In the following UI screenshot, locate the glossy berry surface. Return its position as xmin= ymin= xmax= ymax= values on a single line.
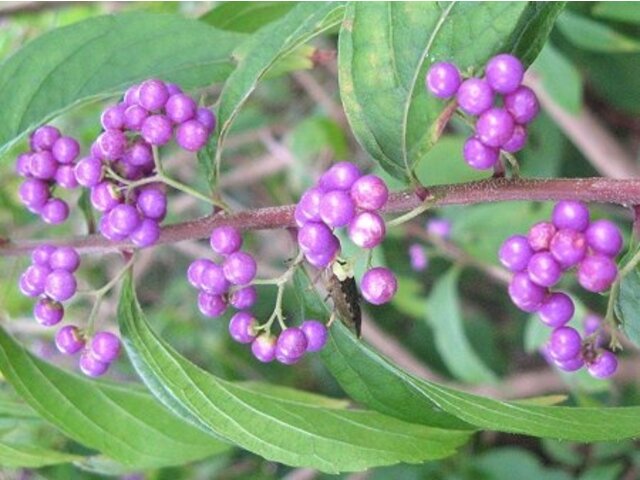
xmin=197 ymin=292 xmax=227 ymax=317
xmin=108 ymin=204 xmax=141 ymax=236
xmin=319 ymin=190 xmax=355 ymax=228
xmin=79 ymin=350 xmax=109 ymax=377
xmin=165 ymin=93 xmax=197 ymax=123
xmin=348 ymin=211 xmax=386 ymax=249
xmin=34 ymin=298 xmax=64 ymax=327
xmin=552 ymin=201 xmax=590 ymax=232
xmin=74 ymin=157 xmax=103 ymax=187
xmin=538 ymin=292 xmax=574 ymax=328
xmin=41 ymin=199 xmax=70 ymax=224
xmin=251 ymin=334 xmax=277 ymax=363
xmin=90 ymin=331 xmax=121 ymax=363
xmin=300 ymin=320 xmax=328 ymax=352
xmin=55 ymin=325 xmax=85 ymax=355
xmin=456 ymin=78 xmax=494 ymax=115
xmin=463 ymin=137 xmax=499 ymax=170
xmin=130 ymin=219 xmax=161 ymax=248
xmin=502 ymin=125 xmax=527 ymax=153
xmin=200 ymin=262 xmax=230 ymax=295
xmin=527 ymin=222 xmax=556 ymax=252
xmin=210 ymin=226 xmax=243 ymax=255
xmin=577 ymin=254 xmax=618 ymax=293
xmin=548 ymin=326 xmax=582 ymax=361
xmin=361 ymin=267 xmax=398 ymax=305
xmin=44 ymin=269 xmax=77 ymax=302
xmin=485 ymin=53 xmax=524 ymax=94
xmin=275 ymin=328 xmax=308 ymax=364
xmin=585 ymin=219 xmax=623 ymax=257
xmin=229 ymin=312 xmax=258 ymax=344
xmin=475 ymin=107 xmax=515 ymax=148
xmin=229 ymin=286 xmax=257 ymax=309
xmin=49 ymin=247 xmax=80 ymax=272
xmin=298 ymin=222 xmax=335 ymax=253
xmin=499 ymin=235 xmax=533 ymax=272
xmin=426 ymin=62 xmax=461 ymax=98
xmin=350 ymin=174 xmax=389 ymax=211
xmin=587 ymin=350 xmax=618 ymax=379
xmin=141 ymin=115 xmax=173 ymax=146
xmin=319 ymin=162 xmax=361 ymax=191
xmin=504 ymin=86 xmax=539 ymax=124
xmin=176 ymin=120 xmax=208 ymax=151
xmin=138 ymin=79 xmax=169 ymax=111
xmin=409 ymin=244 xmax=429 ymax=271
xmin=527 ymin=252 xmax=562 ymax=287
xmin=549 ymin=229 xmax=587 ymax=268
xmin=222 ymin=252 xmax=257 ymax=285
xmin=508 ymin=272 xmax=546 ymax=313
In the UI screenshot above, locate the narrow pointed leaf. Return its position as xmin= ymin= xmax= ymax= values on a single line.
xmin=0 ymin=441 xmax=81 ymax=468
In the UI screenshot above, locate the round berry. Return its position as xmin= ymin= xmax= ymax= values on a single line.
xmin=275 ymin=327 xmax=308 ymax=364
xmin=198 ymin=292 xmax=227 ymax=317
xmin=549 ymin=229 xmax=587 ymax=268
xmin=55 ymin=164 xmax=79 ymax=189
xmin=426 ymin=218 xmax=452 ymax=239
xmin=319 ymin=162 xmax=361 ymax=191
xmin=16 ymin=153 xmax=32 ymax=177
xmin=295 ymin=187 xmax=325 ymax=226
xmin=350 ymin=174 xmax=389 ymax=211
xmin=32 ymin=244 xmax=56 ymax=266
xmin=499 ymin=235 xmax=533 ymax=272
xmin=583 ymin=314 xmax=602 ymax=336
xmin=528 ymin=222 xmax=556 ymax=252
xmin=141 ymin=115 xmax=173 ymax=146
xmin=463 ymin=137 xmax=499 ymax=170
xmin=485 ymin=53 xmax=524 ymax=95
xmin=552 ymin=201 xmax=590 ymax=232
xmin=52 ymin=136 xmax=80 ymax=165
xmin=507 ymin=272 xmax=547 ymax=312
xmin=123 ymin=140 xmax=153 ymax=168
xmin=538 ymin=292 xmax=574 ymax=328
xmin=176 ymin=120 xmax=209 ymax=151
xmin=124 ymin=105 xmax=148 ymax=131
xmin=426 ymin=62 xmax=461 ymax=98
xmin=229 ymin=312 xmax=258 ymax=344
xmin=19 ymin=178 xmax=50 ymax=210
xmin=123 ymin=84 xmax=141 ymax=106
xmin=90 ymin=331 xmax=121 ymax=363
xmin=136 ymin=187 xmax=167 ymax=221
xmin=166 ymin=83 xmax=182 ymax=96
xmin=475 ymin=107 xmax=515 ymax=148
xmin=165 ymin=93 xmax=197 ymax=123
xmin=298 ymin=222 xmax=335 ymax=253
xmin=30 ymin=125 xmax=60 ymax=151
xmin=22 ymin=264 xmax=51 ymax=294
xmin=409 ymin=243 xmax=429 ymax=271
xmin=34 ymin=298 xmax=65 ymax=327
xmin=187 ymin=259 xmax=211 ymax=289
xmin=585 ymin=219 xmax=623 ymax=257
xmin=229 ymin=286 xmax=258 ymax=310
xmin=200 ymin=262 xmax=230 ymax=295
xmin=577 ymin=254 xmax=618 ymax=293
xmin=502 ymin=124 xmax=528 ymax=153
xmin=79 ymin=350 xmax=110 ymax=377
xmin=41 ymin=198 xmax=70 ymax=225
xmin=44 ymin=269 xmax=77 ymax=302
xmin=49 ymin=247 xmax=80 ymax=272
xmin=304 ymin=236 xmax=340 ymax=268
xmin=300 ymin=320 xmax=328 ymax=352
xmin=101 ymin=103 xmax=126 ymax=130
xmin=319 ymin=190 xmax=356 ymax=228
xmin=108 ymin=204 xmax=141 ymax=236
xmin=55 ymin=325 xmax=85 ymax=355
xmin=210 ymin=226 xmax=243 ymax=255
xmin=548 ymin=326 xmax=582 ymax=361
xmin=251 ymin=334 xmax=277 ymax=363
xmin=587 ymin=350 xmax=618 ymax=379
xmin=19 ymin=273 xmax=42 ymax=297
xmin=196 ymin=107 xmax=216 ymax=132
xmin=361 ymin=267 xmax=398 ymax=305
xmin=527 ymin=252 xmax=562 ymax=287
xmin=74 ymin=157 xmax=104 ymax=187
xmin=91 ymin=181 xmax=122 ymax=213
xmin=348 ymin=211 xmax=386 ymax=249
xmin=96 ymin=130 xmax=127 ymax=161
xmin=222 ymin=252 xmax=257 ymax=286
xmin=138 ymin=79 xmax=169 ymax=111
xmin=504 ymin=85 xmax=539 ymax=124
xmin=456 ymin=78 xmax=494 ymax=115
xmin=553 ymin=355 xmax=585 ymax=372
xmin=99 ymin=215 xmax=127 ymax=242
xmin=29 ymin=151 xmax=58 ymax=180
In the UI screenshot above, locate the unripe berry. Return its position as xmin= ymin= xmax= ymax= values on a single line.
xmin=361 ymin=267 xmax=397 ymax=305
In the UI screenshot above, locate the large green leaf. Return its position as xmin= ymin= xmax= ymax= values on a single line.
xmin=0 ymin=441 xmax=81 ymax=468
xmin=557 ymin=10 xmax=640 ymax=53
xmin=509 ymin=2 xmax=567 ymax=65
xmin=338 ymin=2 xmax=559 ymax=181
xmin=592 ymin=2 xmax=640 ymax=25
xmin=0 ymin=13 xmax=244 ymax=156
xmin=200 ymin=2 xmax=298 ymax=32
xmin=531 ymin=43 xmax=583 ymax=114
xmin=118 ymin=274 xmax=470 ymax=473
xmin=614 ymin=251 xmax=640 ymax=349
xmin=0 ymin=327 xmax=229 ymax=469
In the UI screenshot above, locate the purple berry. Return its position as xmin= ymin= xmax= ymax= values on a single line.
xmin=41 ymin=198 xmax=70 ymax=225
xmin=165 ymin=93 xmax=197 ymax=123
xmin=79 ymin=350 xmax=110 ymax=377
xmin=108 ymin=204 xmax=141 ymax=236
xmin=298 ymin=222 xmax=335 ymax=253
xmin=348 ymin=212 xmax=386 ymax=249
xmin=528 ymin=222 xmax=556 ymax=252
xmin=499 ymin=235 xmax=533 ymax=272
xmin=552 ymin=201 xmax=590 ymax=232
xmin=96 ymin=130 xmax=127 ymax=161
xmin=485 ymin=53 xmax=524 ymax=95
xmin=138 ymin=79 xmax=169 ymax=111
xmin=187 ymin=259 xmax=212 ymax=289
xmin=251 ymin=334 xmax=277 ymax=363
xmin=408 ymin=244 xmax=429 ymax=271
xmin=141 ymin=115 xmax=173 ymax=146
xmin=196 ymin=107 xmax=216 ymax=132
xmin=538 ymin=292 xmax=574 ymax=328
xmin=90 ymin=331 xmax=121 ymax=363
xmin=32 ymin=244 xmax=56 ymax=266
xmin=577 ymin=254 xmax=618 ymax=293
xmin=463 ymin=137 xmax=499 ymax=170
xmin=124 ymin=105 xmax=148 ymax=131
xmin=49 ymin=247 xmax=80 ymax=272
xmin=197 ymin=292 xmax=227 ymax=317
xmin=210 ymin=226 xmax=243 ymax=255
xmin=22 ymin=264 xmax=51 ymax=294
xmin=29 ymin=151 xmax=58 ymax=180
xmin=275 ymin=327 xmax=308 ymax=364
xmin=304 ymin=237 xmax=340 ymax=268
xmin=123 ymin=84 xmax=140 ymax=106
xmin=19 ymin=273 xmax=41 ymax=297
xmin=350 ymin=175 xmax=388 ymax=211
xmin=585 ymin=219 xmax=623 ymax=257
xmin=300 ymin=320 xmax=328 ymax=352
xmin=51 ymin=136 xmax=80 ymax=165
xmin=222 ymin=252 xmax=257 ymax=285
xmin=548 ymin=326 xmax=582 ymax=361
xmin=426 ymin=62 xmax=461 ymax=98
xmin=504 ymin=86 xmax=539 ymax=124
xmin=319 ymin=190 xmax=356 ymax=228
xmin=55 ymin=164 xmax=79 ymax=189
xmin=456 ymin=78 xmax=494 ymax=115
xmin=123 ymin=140 xmax=153 ymax=168
xmin=200 ymin=262 xmax=230 ymax=295
xmin=55 ymin=325 xmax=85 ymax=355
xmin=176 ymin=120 xmax=209 ymax=151
xmin=319 ymin=162 xmax=361 ymax=191
xmin=295 ymin=187 xmax=324 ymax=226
xmin=19 ymin=178 xmax=50 ymax=210
xmin=34 ymin=298 xmax=64 ymax=327
xmin=166 ymin=83 xmax=182 ymax=96
xmin=74 ymin=157 xmax=104 ymax=187
xmin=91 ymin=181 xmax=122 ymax=213
xmin=44 ymin=269 xmax=77 ymax=302
xmin=101 ymin=103 xmax=126 ymax=130
xmin=502 ymin=124 xmax=528 ymax=153
xmin=553 ymin=355 xmax=585 ymax=372
xmin=507 ymin=272 xmax=547 ymax=312
xmin=527 ymin=252 xmax=562 ymax=287
xmin=16 ymin=153 xmax=31 ymax=177
xmin=587 ymin=350 xmax=618 ymax=379
xmin=426 ymin=218 xmax=452 ymax=239
xmin=136 ymin=187 xmax=167 ymax=221
xmin=229 ymin=312 xmax=258 ymax=344
xmin=475 ymin=107 xmax=515 ymax=148
xmin=229 ymin=286 xmax=258 ymax=309
xmin=99 ymin=215 xmax=128 ymax=242
xmin=30 ymin=125 xmax=60 ymax=151
xmin=361 ymin=267 xmax=398 ymax=305
xmin=549 ymin=229 xmax=587 ymax=268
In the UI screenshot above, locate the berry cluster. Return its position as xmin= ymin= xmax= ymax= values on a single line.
xmin=57 ymin=327 xmax=121 ymax=378
xmin=295 ymin=162 xmax=398 ymax=305
xmin=16 ymin=125 xmax=80 ymax=224
xmin=426 ymin=53 xmax=540 ymax=170
xmin=499 ymin=201 xmax=622 ymax=378
xmin=78 ymin=79 xmax=215 ymax=248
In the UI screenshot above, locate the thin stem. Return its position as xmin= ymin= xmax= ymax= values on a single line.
xmin=502 ymin=151 xmax=520 ymax=178
xmin=387 ymin=197 xmax=437 ymax=228
xmin=158 ymin=174 xmax=228 ymax=211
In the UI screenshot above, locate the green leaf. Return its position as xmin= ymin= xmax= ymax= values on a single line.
xmin=0 ymin=441 xmax=81 ymax=468
xmin=118 ymin=274 xmax=470 ymax=473
xmin=615 ymin=253 xmax=640 ymax=348
xmin=425 ymin=268 xmax=497 ymax=384
xmin=474 ymin=447 xmax=572 ymax=480
xmin=509 ymin=2 xmax=567 ymax=65
xmin=323 ymin=322 xmax=640 ymax=441
xmin=557 ymin=10 xmax=640 ymax=53
xmin=531 ymin=43 xmax=583 ymax=114
xmin=592 ymin=2 xmax=640 ymax=24
xmin=0 ymin=12 xmax=244 ymax=156
xmin=0 ymin=327 xmax=229 ymax=469
xmin=213 ymin=2 xmax=345 ymax=174
xmin=338 ymin=2 xmax=553 ymax=181
xmin=200 ymin=2 xmax=298 ymax=32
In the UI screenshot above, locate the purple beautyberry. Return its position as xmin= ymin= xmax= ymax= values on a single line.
xmin=361 ymin=267 xmax=398 ymax=305
xmin=229 ymin=312 xmax=258 ymax=344
xmin=123 ymin=140 xmax=153 ymax=168
xmin=528 ymin=222 xmax=556 ymax=252
xmin=32 ymin=244 xmax=56 ymax=266
xmin=426 ymin=218 xmax=452 ymax=239
xmin=577 ymin=254 xmax=618 ymax=293
xmin=196 ymin=107 xmax=217 ymax=133
xmin=51 ymin=136 xmax=80 ymax=165
xmin=210 ymin=226 xmax=243 ymax=255
xmin=123 ymin=84 xmax=140 ymax=106
xmin=90 ymin=331 xmax=121 ymax=363
xmin=55 ymin=164 xmax=79 ymax=189
xmin=49 ymin=247 xmax=80 ymax=273
xmin=136 ymin=186 xmax=167 ymax=221
xmin=198 ymin=292 xmax=227 ymax=317
xmin=41 ymin=198 xmax=70 ymax=225
xmin=124 ymin=105 xmax=148 ymax=131
xmin=409 ymin=243 xmax=429 ymax=272
xmin=96 ymin=130 xmax=127 ymax=161
xmin=485 ymin=53 xmax=524 ymax=95
xmin=538 ymin=292 xmax=574 ymax=328
xmin=91 ymin=181 xmax=122 ymax=213
xmin=141 ymin=115 xmax=173 ymax=146
xmin=200 ymin=262 xmax=230 ymax=295
xmin=426 ymin=62 xmax=461 ymax=98
xmin=222 ymin=252 xmax=257 ymax=285
xmin=19 ymin=178 xmax=50 ymax=210
xmin=30 ymin=125 xmax=60 ymax=151
xmin=16 ymin=153 xmax=31 ymax=177
xmin=553 ymin=355 xmax=585 ymax=372
xmin=350 ymin=174 xmax=389 ymax=211
xmin=108 ymin=204 xmax=141 ymax=236
xmin=348 ymin=211 xmax=386 ymax=249
xmin=79 ymin=350 xmax=110 ymax=377
xmin=74 ymin=157 xmax=104 ymax=187
xmin=165 ymin=93 xmax=197 ymax=123
xmin=549 ymin=229 xmax=587 ymax=268
xmin=304 ymin=237 xmax=340 ymax=268
xmin=187 ymin=259 xmax=212 ymax=289
xmin=527 ymin=252 xmax=562 ymax=287
xmin=548 ymin=326 xmax=582 ymax=361
xmin=29 ymin=151 xmax=58 ymax=180
xmin=319 ymin=190 xmax=356 ymax=228
xmin=552 ymin=201 xmax=590 ymax=232
xmin=55 ymin=325 xmax=85 ymax=355
xmin=22 ymin=264 xmax=50 ymax=294
xmin=585 ymin=219 xmax=623 ymax=257
xmin=507 ymin=272 xmax=547 ymax=312
xmin=100 ymin=103 xmax=126 ymax=130
xmin=275 ymin=327 xmax=308 ymax=364
xmin=456 ymin=78 xmax=494 ymax=116
xmin=463 ymin=137 xmax=499 ymax=170
xmin=99 ymin=216 xmax=128 ymax=242
xmin=44 ymin=269 xmax=77 ymax=302
xmin=300 ymin=320 xmax=328 ymax=352
xmin=295 ymin=187 xmax=325 ymax=226
xmin=251 ymin=334 xmax=277 ymax=363
xmin=166 ymin=83 xmax=182 ymax=96
xmin=138 ymin=79 xmax=169 ymax=111
xmin=583 ymin=314 xmax=602 ymax=337
xmin=229 ymin=286 xmax=258 ymax=309
xmin=319 ymin=162 xmax=362 ymax=191
xmin=587 ymin=350 xmax=618 ymax=379
xmin=176 ymin=120 xmax=209 ymax=151
xmin=504 ymin=86 xmax=539 ymax=124
xmin=502 ymin=124 xmax=528 ymax=153
xmin=475 ymin=107 xmax=515 ymax=148
xmin=499 ymin=235 xmax=533 ymax=272
xmin=298 ymin=222 xmax=335 ymax=253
